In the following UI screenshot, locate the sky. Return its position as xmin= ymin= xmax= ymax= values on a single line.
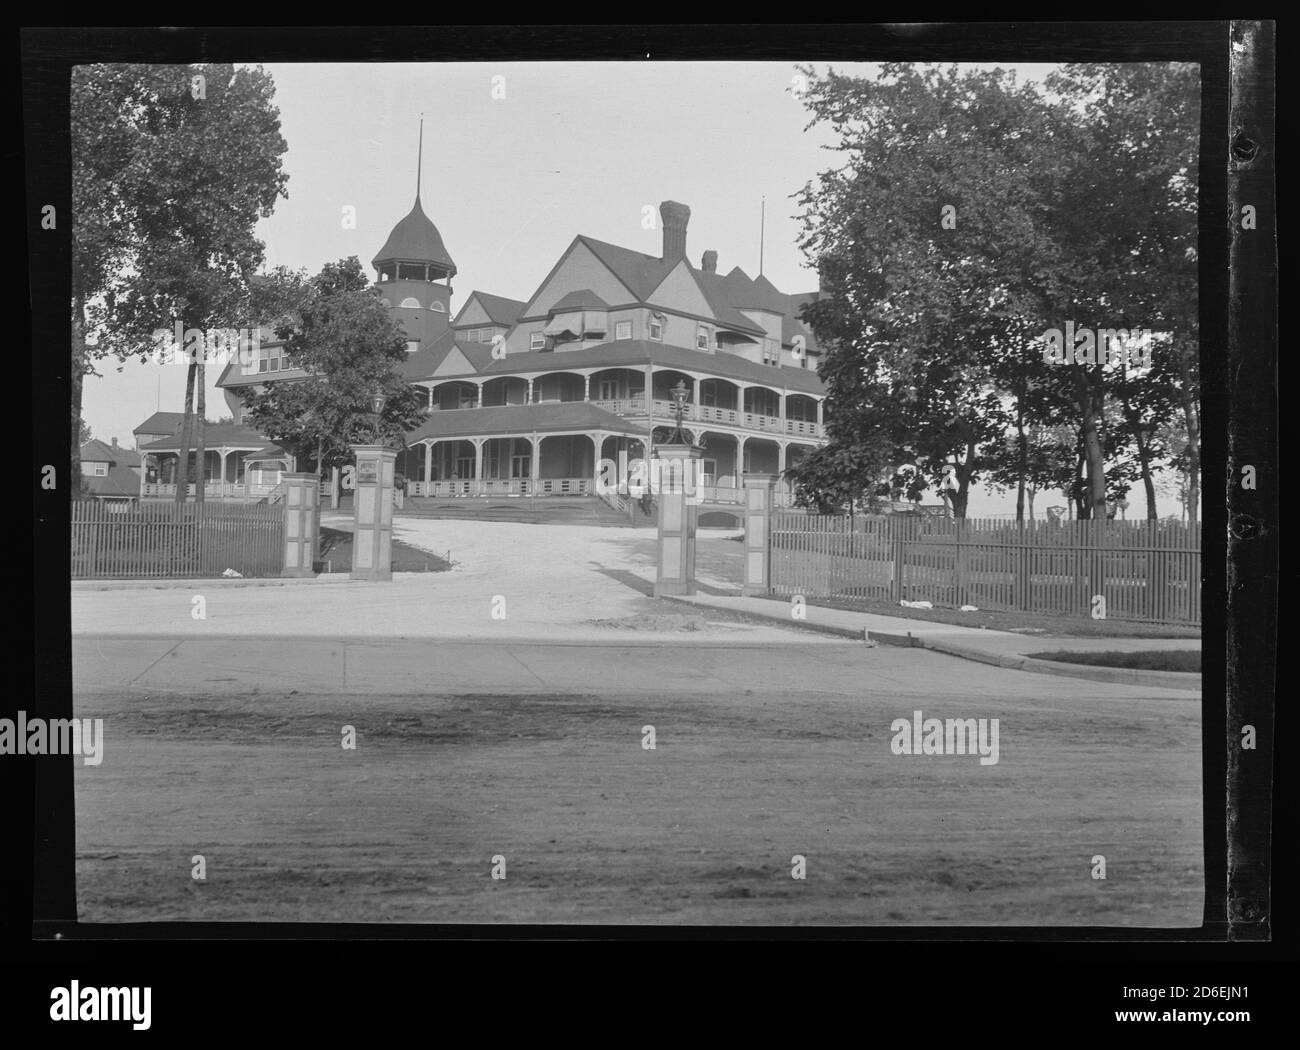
xmin=80 ymin=60 xmax=1190 ymax=518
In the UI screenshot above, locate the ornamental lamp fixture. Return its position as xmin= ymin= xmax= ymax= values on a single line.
xmin=667 ymin=379 xmax=690 ymax=444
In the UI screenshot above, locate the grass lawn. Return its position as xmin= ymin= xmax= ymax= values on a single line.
xmin=1029 ymin=649 xmax=1201 ymax=673
xmin=317 ymin=526 xmax=451 ymax=574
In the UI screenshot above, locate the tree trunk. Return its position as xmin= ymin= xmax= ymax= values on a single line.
xmin=1014 ymin=405 xmax=1027 ymax=523
xmin=194 ymin=361 xmax=207 ymax=504
xmin=1135 ymin=427 xmax=1158 ymax=520
xmin=71 ymin=290 xmax=88 ymax=496
xmin=175 ymin=356 xmax=197 ymax=505
xmin=1182 ymin=397 xmax=1200 ymax=522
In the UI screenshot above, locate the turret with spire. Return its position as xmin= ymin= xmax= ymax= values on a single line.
xmin=374 ymin=117 xmax=457 ymax=344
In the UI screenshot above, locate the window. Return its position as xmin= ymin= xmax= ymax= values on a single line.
xmin=93 ymin=462 xmax=108 ymax=477
xmin=615 ymin=320 xmax=632 ymax=341
xmin=648 ymin=321 xmax=662 ymax=341
xmin=399 ymin=297 xmax=422 ymax=309
xmin=268 ymin=356 xmax=281 ymax=371
xmin=406 ymin=341 xmax=420 ymax=353
xmin=530 ymin=332 xmax=546 ymax=351
xmin=479 ymin=327 xmax=494 ymax=342
xmin=430 ymin=301 xmax=447 ymax=312
xmin=696 ymin=325 xmax=711 ymax=350
xmin=258 ymin=358 xmax=268 ymax=373
xmin=762 ymin=339 xmax=779 ymax=366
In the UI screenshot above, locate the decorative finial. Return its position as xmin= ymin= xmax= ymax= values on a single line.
xmin=416 ymin=114 xmax=424 ymax=202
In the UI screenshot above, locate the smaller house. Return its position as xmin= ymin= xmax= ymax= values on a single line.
xmin=132 ymin=411 xmax=186 ymax=450
xmin=80 ymin=438 xmax=144 ymax=504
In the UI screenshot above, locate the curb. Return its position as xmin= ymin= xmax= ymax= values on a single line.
xmin=664 ymin=595 xmax=1201 ymax=693
xmin=868 ymin=630 xmax=1201 ymax=692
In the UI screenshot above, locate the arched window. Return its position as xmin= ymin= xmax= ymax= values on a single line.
xmin=379 ymin=298 xmax=391 ymax=308
xmin=399 ymin=297 xmax=422 ymax=309
xmin=429 ymin=301 xmax=447 ymax=313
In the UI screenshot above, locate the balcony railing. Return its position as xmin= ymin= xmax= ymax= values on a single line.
xmin=407 ymin=477 xmax=593 ymax=498
xmin=142 ymin=479 xmax=330 ymax=500
xmin=590 ymin=398 xmax=821 ymax=438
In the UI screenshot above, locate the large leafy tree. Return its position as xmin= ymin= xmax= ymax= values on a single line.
xmin=72 ymin=63 xmax=288 ymax=499
xmin=794 ymin=62 xmax=1198 ymax=520
xmin=239 ymin=258 xmax=427 ymax=473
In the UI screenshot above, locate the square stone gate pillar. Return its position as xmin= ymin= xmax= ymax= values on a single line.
xmin=281 ymin=472 xmax=320 ymax=578
xmin=350 ymin=444 xmax=396 ymax=581
xmin=741 ymin=473 xmax=776 ymax=596
xmin=653 ymin=443 xmax=702 ymax=597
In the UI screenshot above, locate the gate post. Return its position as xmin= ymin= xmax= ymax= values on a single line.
xmin=741 ymin=473 xmax=777 ymax=596
xmin=281 ymin=472 xmax=319 ymax=578
xmin=653 ymin=442 xmax=702 ymax=597
xmin=349 ymin=444 xmax=396 ymax=581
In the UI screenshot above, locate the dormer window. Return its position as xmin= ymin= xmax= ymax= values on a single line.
xmin=93 ymin=462 xmax=108 ymax=477
xmin=406 ymin=340 xmax=420 ymax=353
xmin=530 ymin=332 xmax=546 ymax=351
xmin=400 ymin=297 xmax=422 ymax=309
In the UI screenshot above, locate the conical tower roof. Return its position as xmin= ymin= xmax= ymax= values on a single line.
xmin=372 ymin=195 xmax=457 ymax=277
xmin=372 ymin=117 xmax=457 ymax=277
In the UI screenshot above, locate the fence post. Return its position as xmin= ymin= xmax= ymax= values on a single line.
xmin=281 ymin=472 xmax=320 ymax=577
xmin=350 ymin=445 xmax=396 ymax=581
xmin=890 ymin=518 xmax=905 ymax=602
xmin=741 ymin=473 xmax=776 ymax=596
xmin=653 ymin=442 xmax=702 ymax=597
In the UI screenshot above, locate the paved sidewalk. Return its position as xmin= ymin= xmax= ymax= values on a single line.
xmin=664 ymin=593 xmax=1202 ymax=692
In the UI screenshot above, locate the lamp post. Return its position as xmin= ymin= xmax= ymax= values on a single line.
xmin=371 ymin=392 xmax=387 ymax=445
xmin=668 ymin=378 xmax=690 ymax=445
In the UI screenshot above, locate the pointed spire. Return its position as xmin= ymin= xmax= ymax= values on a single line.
xmin=415 ymin=113 xmax=424 ymax=203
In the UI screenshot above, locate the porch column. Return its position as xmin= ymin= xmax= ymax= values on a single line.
xmin=526 ymin=377 xmax=534 ymax=404
xmin=644 ymin=364 xmax=653 ymax=418
xmin=736 ymin=434 xmax=748 ymax=494
xmin=780 ymin=390 xmax=787 ymax=432
xmin=423 ymin=441 xmax=433 ymax=493
xmin=219 ymin=450 xmax=230 ymax=500
xmin=529 ymin=435 xmax=540 ymax=495
xmin=590 ymin=431 xmax=603 ymax=494
xmin=777 ymin=442 xmax=788 ymax=507
xmin=816 ymin=398 xmax=824 ymax=429
xmin=428 ymin=386 xmax=435 ymax=410
xmin=472 ymin=438 xmax=485 ymax=497
xmin=474 ymin=381 xmax=484 ymax=408
xmin=583 ymin=374 xmax=591 ymax=402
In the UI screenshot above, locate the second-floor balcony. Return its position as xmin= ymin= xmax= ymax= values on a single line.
xmin=590 ymin=398 xmax=821 ymax=438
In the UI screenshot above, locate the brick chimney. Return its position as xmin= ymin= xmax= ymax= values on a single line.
xmin=111 ymin=437 xmax=118 ymax=449
xmin=701 ymin=250 xmax=717 ymax=273
xmin=660 ymin=201 xmax=690 ymax=264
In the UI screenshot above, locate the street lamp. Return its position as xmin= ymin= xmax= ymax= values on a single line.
xmin=667 ymin=379 xmax=690 ymax=445
xmin=371 ymin=392 xmax=387 ymax=444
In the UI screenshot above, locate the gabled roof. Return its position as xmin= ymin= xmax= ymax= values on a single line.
xmin=548 ymin=289 xmax=611 ymax=314
xmin=464 ymin=291 xmax=526 ymax=326
xmin=83 ymin=464 xmax=143 ymax=499
xmin=407 ymin=401 xmax=642 ymax=442
xmin=133 ymin=411 xmax=186 ymax=435
xmin=372 ymin=196 xmax=457 ymax=276
xmin=139 ymin=422 xmax=276 ymax=453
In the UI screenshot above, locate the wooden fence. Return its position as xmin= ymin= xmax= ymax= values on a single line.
xmin=769 ymin=514 xmax=1201 ymax=626
xmin=72 ymin=500 xmax=286 ymax=579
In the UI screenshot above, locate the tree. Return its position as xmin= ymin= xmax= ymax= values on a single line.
xmin=71 ymin=63 xmax=288 ymax=495
xmin=794 ymin=63 xmax=1199 ymax=522
xmin=239 ymin=258 xmax=427 ymax=476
